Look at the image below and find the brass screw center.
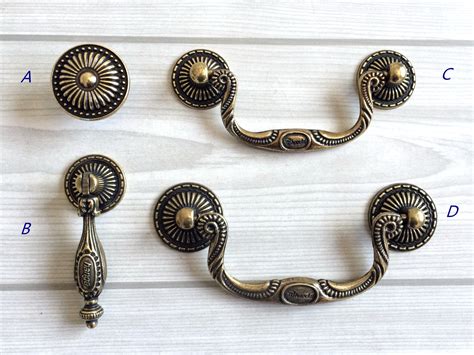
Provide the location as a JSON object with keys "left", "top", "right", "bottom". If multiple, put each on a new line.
{"left": 388, "top": 62, "right": 407, "bottom": 85}
{"left": 407, "top": 207, "right": 425, "bottom": 229}
{"left": 176, "top": 207, "right": 196, "bottom": 230}
{"left": 79, "top": 70, "right": 98, "bottom": 89}
{"left": 189, "top": 62, "right": 209, "bottom": 84}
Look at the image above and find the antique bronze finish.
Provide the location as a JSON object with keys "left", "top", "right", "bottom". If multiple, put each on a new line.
{"left": 65, "top": 155, "right": 125, "bottom": 328}
{"left": 155, "top": 183, "right": 436, "bottom": 305}
{"left": 52, "top": 44, "right": 129, "bottom": 120}
{"left": 368, "top": 184, "right": 436, "bottom": 251}
{"left": 172, "top": 49, "right": 415, "bottom": 152}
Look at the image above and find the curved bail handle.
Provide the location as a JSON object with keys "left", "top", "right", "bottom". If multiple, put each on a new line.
{"left": 210, "top": 68, "right": 385, "bottom": 152}
{"left": 172, "top": 49, "right": 415, "bottom": 152}
{"left": 155, "top": 183, "right": 435, "bottom": 305}
{"left": 74, "top": 172, "right": 107, "bottom": 328}
{"left": 196, "top": 211, "right": 402, "bottom": 305}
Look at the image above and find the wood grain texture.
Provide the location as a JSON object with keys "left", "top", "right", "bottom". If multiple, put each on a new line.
{"left": 0, "top": 0, "right": 472, "bottom": 42}
{"left": 1, "top": 286, "right": 473, "bottom": 352}
{"left": 0, "top": 0, "right": 473, "bottom": 353}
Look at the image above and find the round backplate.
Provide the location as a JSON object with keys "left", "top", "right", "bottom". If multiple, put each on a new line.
{"left": 369, "top": 183, "right": 437, "bottom": 251}
{"left": 172, "top": 49, "right": 229, "bottom": 109}
{"left": 358, "top": 50, "right": 415, "bottom": 109}
{"left": 64, "top": 154, "right": 125, "bottom": 213}
{"left": 52, "top": 44, "right": 129, "bottom": 120}
{"left": 154, "top": 183, "right": 223, "bottom": 252}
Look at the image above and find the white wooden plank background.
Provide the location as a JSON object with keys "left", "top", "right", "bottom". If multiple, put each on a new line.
{"left": 1, "top": 0, "right": 473, "bottom": 353}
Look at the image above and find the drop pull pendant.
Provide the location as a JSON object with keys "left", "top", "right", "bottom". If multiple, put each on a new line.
{"left": 64, "top": 155, "right": 126, "bottom": 327}
{"left": 155, "top": 183, "right": 436, "bottom": 305}
{"left": 171, "top": 49, "right": 415, "bottom": 152}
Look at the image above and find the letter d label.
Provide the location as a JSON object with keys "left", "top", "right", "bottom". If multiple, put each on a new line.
{"left": 447, "top": 205, "right": 459, "bottom": 218}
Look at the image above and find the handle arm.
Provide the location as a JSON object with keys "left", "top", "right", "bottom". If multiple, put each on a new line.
{"left": 197, "top": 211, "right": 401, "bottom": 305}
{"left": 210, "top": 68, "right": 386, "bottom": 152}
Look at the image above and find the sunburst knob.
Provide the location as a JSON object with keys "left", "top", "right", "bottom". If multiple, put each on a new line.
{"left": 369, "top": 183, "right": 437, "bottom": 251}
{"left": 359, "top": 50, "right": 415, "bottom": 108}
{"left": 154, "top": 183, "right": 223, "bottom": 252}
{"left": 172, "top": 49, "right": 229, "bottom": 109}
{"left": 52, "top": 44, "right": 129, "bottom": 120}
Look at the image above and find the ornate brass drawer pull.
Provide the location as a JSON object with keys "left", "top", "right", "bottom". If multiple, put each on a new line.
{"left": 154, "top": 183, "right": 436, "bottom": 305}
{"left": 52, "top": 44, "right": 129, "bottom": 120}
{"left": 65, "top": 155, "right": 126, "bottom": 327}
{"left": 172, "top": 49, "right": 415, "bottom": 152}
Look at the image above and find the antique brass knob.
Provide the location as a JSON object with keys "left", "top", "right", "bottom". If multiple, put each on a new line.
{"left": 65, "top": 155, "right": 126, "bottom": 327}
{"left": 154, "top": 183, "right": 436, "bottom": 305}
{"left": 52, "top": 44, "right": 129, "bottom": 120}
{"left": 172, "top": 49, "right": 415, "bottom": 152}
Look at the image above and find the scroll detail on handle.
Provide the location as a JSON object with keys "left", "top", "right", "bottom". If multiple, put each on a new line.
{"left": 210, "top": 68, "right": 386, "bottom": 152}
{"left": 197, "top": 211, "right": 401, "bottom": 305}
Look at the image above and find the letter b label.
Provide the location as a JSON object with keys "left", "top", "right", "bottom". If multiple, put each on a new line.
{"left": 21, "top": 222, "right": 31, "bottom": 235}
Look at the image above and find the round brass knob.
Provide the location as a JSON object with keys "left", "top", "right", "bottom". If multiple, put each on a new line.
{"left": 369, "top": 183, "right": 437, "bottom": 251}
{"left": 52, "top": 44, "right": 129, "bottom": 120}
{"left": 154, "top": 183, "right": 223, "bottom": 252}
{"left": 358, "top": 50, "right": 416, "bottom": 108}
{"left": 172, "top": 49, "right": 229, "bottom": 109}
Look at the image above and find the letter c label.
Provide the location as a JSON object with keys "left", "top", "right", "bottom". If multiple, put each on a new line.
{"left": 443, "top": 68, "right": 454, "bottom": 80}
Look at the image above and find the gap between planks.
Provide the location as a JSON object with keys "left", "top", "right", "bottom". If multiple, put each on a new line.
{"left": 0, "top": 34, "right": 473, "bottom": 47}
{"left": 1, "top": 278, "right": 473, "bottom": 291}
